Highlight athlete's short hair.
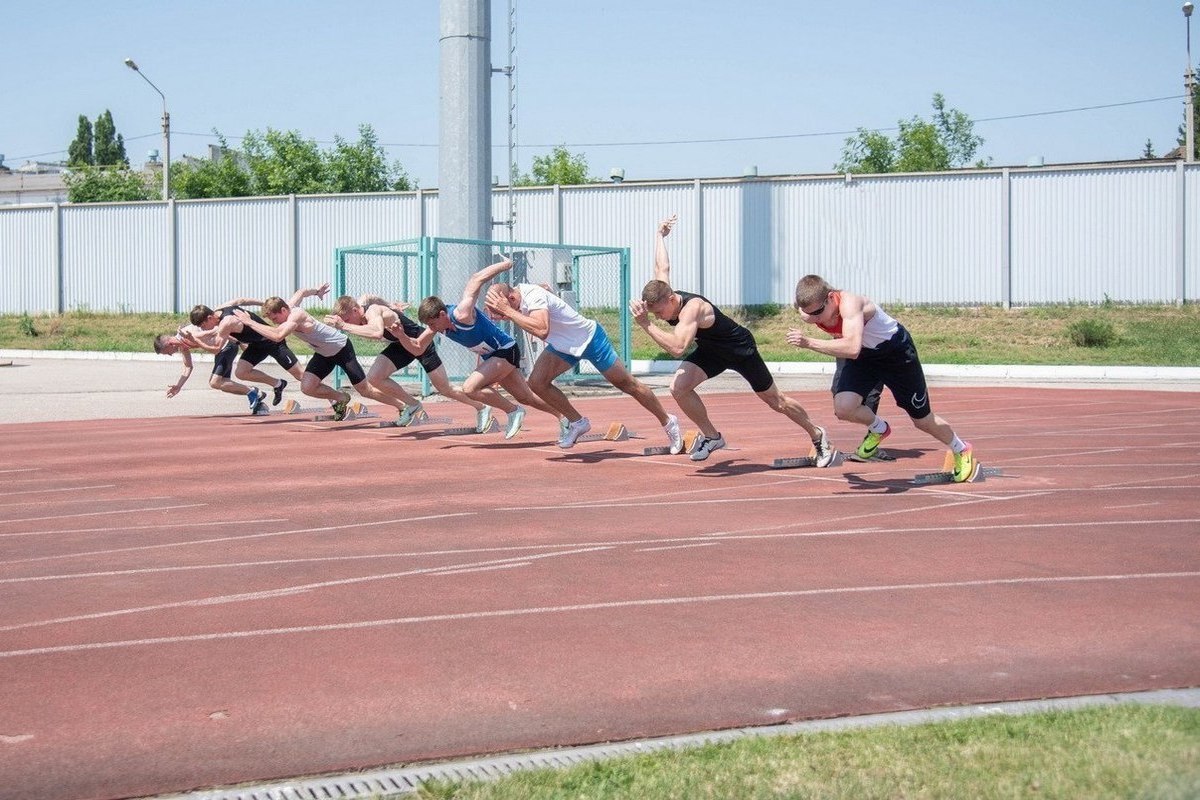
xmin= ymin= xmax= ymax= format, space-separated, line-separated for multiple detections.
xmin=417 ymin=296 xmax=447 ymax=324
xmin=641 ymin=279 xmax=673 ymax=304
xmin=261 ymin=297 xmax=289 ymax=317
xmin=794 ymin=275 xmax=834 ymax=310
xmin=189 ymin=305 xmax=215 ymax=326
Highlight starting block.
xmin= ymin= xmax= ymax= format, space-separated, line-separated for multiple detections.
xmin=642 ymin=429 xmax=702 ymax=456
xmin=770 ymin=450 xmax=844 ymax=470
xmin=911 ymin=450 xmax=1002 ymax=485
xmin=314 ymin=401 xmax=375 ymax=422
xmin=366 ymin=409 xmax=456 ymax=429
xmin=577 ymin=422 xmax=631 ymax=443
xmin=439 ymin=415 xmax=501 ymax=436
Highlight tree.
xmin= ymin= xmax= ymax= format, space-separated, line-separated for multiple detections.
xmin=170 ymin=136 xmax=253 ymax=199
xmin=1142 ymin=139 xmax=1156 ymax=159
xmin=92 ymin=110 xmax=128 ymax=167
xmin=64 ymin=167 xmax=154 ymax=202
xmin=172 ymin=124 xmax=411 ymax=199
xmin=325 ymin=124 xmax=412 ymax=193
xmin=836 ymin=93 xmax=987 ymax=174
xmin=67 ymin=116 xmax=94 ymax=167
xmin=516 ymin=146 xmax=592 ymax=185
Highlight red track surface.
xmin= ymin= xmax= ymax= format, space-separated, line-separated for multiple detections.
xmin=0 ymin=387 xmax=1197 ymax=800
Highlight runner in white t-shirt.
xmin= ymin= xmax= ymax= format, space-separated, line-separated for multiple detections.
xmin=483 ymin=267 xmax=684 ymax=453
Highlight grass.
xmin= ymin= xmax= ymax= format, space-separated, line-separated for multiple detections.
xmin=410 ymin=704 xmax=1200 ymax=800
xmin=2 ymin=304 xmax=1199 ymax=366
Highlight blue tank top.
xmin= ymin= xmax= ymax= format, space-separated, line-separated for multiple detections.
xmin=442 ymin=304 xmax=515 ymax=355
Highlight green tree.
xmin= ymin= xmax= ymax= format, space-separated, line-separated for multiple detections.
xmin=64 ymin=167 xmax=154 ymax=202
xmin=170 ymin=137 xmax=253 ymax=199
xmin=242 ymin=128 xmax=327 ymax=195
xmin=516 ymin=146 xmax=592 ymax=185
xmin=325 ymin=124 xmax=412 ymax=193
xmin=836 ymin=93 xmax=987 ymax=174
xmin=67 ymin=115 xmax=94 ymax=167
xmin=1142 ymin=139 xmax=1156 ymax=159
xmin=92 ymin=110 xmax=128 ymax=166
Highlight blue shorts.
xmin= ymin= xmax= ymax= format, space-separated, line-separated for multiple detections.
xmin=546 ymin=324 xmax=618 ymax=373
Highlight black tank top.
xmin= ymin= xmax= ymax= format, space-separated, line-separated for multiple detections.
xmin=382 ymin=312 xmax=425 ymax=342
xmin=219 ymin=306 xmax=268 ymax=345
xmin=668 ymin=291 xmax=757 ymax=357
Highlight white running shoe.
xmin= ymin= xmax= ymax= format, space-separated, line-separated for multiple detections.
xmin=689 ymin=433 xmax=726 ymax=462
xmin=664 ymin=414 xmax=684 ymax=455
xmin=503 ymin=406 xmax=524 ymax=439
xmin=476 ymin=406 xmax=495 ymax=434
xmin=812 ymin=425 xmax=836 ymax=467
xmin=557 ymin=417 xmax=592 ymax=448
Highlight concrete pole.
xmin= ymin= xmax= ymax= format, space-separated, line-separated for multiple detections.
xmin=439 ymin=0 xmax=492 ymax=241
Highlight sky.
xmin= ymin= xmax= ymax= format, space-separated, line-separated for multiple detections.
xmin=5 ymin=1 xmax=1196 ymax=187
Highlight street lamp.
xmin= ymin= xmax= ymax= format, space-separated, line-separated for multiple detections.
xmin=123 ymin=58 xmax=170 ymax=199
xmin=1186 ymin=2 xmax=1196 ymax=163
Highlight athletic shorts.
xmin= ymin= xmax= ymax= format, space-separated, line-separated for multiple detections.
xmin=240 ymin=340 xmax=299 ymax=371
xmin=686 ymin=345 xmax=774 ymax=394
xmin=545 ymin=325 xmax=618 ymax=373
xmin=482 ymin=344 xmax=521 ymax=369
xmin=305 ymin=341 xmax=367 ymax=385
xmin=832 ymin=358 xmax=883 ymax=414
xmin=211 ymin=342 xmax=241 ymax=378
xmin=379 ymin=341 xmax=443 ymax=374
xmin=832 ymin=326 xmax=932 ymax=420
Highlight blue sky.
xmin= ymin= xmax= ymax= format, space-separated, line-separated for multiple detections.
xmin=5 ymin=1 xmax=1195 ymax=187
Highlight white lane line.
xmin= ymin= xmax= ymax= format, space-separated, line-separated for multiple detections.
xmin=0 ymin=518 xmax=288 ymax=540
xmin=0 ymin=492 xmax=172 ymax=510
xmin=0 ymin=512 xmax=476 ymax=564
xmin=2 ymin=571 xmax=1195 ymax=660
xmin=0 ymin=469 xmax=40 ymax=475
xmin=1103 ymin=503 xmax=1160 ymax=510
xmin=0 ymin=546 xmax=613 ymax=632
xmin=0 ymin=484 xmax=115 ymax=496
xmin=635 ymin=543 xmax=719 ymax=553
xmin=1097 ymin=472 xmax=1200 ymax=490
xmin=0 ymin=504 xmax=207 ymax=525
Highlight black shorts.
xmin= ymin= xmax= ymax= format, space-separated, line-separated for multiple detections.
xmin=685 ymin=345 xmax=774 ymax=394
xmin=832 ymin=358 xmax=883 ymax=413
xmin=832 ymin=326 xmax=932 ymax=420
xmin=211 ymin=342 xmax=241 ymax=378
xmin=483 ymin=344 xmax=521 ymax=369
xmin=305 ymin=341 xmax=367 ymax=385
xmin=240 ymin=340 xmax=299 ymax=371
xmin=379 ymin=341 xmax=443 ymax=374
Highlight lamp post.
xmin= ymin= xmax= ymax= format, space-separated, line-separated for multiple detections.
xmin=123 ymin=58 xmax=170 ymax=199
xmin=1186 ymin=3 xmax=1195 ymax=163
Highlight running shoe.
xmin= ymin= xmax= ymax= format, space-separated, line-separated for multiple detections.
xmin=812 ymin=425 xmax=836 ymax=467
xmin=503 ymin=406 xmax=524 ymax=439
xmin=331 ymin=398 xmax=349 ymax=421
xmin=664 ymin=414 xmax=684 ymax=455
xmin=252 ymin=401 xmax=270 ymax=416
xmin=557 ymin=417 xmax=591 ymax=448
xmin=476 ymin=406 xmax=495 ymax=434
xmin=689 ymin=433 xmax=726 ymax=462
xmin=398 ymin=403 xmax=425 ymax=427
xmin=855 ymin=421 xmax=891 ymax=460
xmin=952 ymin=442 xmax=976 ymax=483
xmin=247 ymin=387 xmax=264 ymax=411
xmin=272 ymin=379 xmax=287 ymax=406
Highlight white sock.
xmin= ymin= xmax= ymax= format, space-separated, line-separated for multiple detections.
xmin=950 ymin=436 xmax=966 ymax=453
xmin=868 ymin=416 xmax=889 ymax=434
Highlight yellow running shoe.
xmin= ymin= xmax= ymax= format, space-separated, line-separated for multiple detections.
xmin=952 ymin=443 xmax=975 ymax=483
xmin=855 ymin=421 xmax=890 ymax=460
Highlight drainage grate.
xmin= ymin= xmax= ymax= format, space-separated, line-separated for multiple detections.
xmin=144 ymin=688 xmax=1200 ymax=800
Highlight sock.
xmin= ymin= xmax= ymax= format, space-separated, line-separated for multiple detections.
xmin=868 ymin=416 xmax=889 ymax=434
xmin=275 ymin=379 xmax=284 ymax=388
xmin=950 ymin=436 xmax=966 ymax=454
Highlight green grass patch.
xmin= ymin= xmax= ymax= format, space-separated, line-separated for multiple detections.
xmin=410 ymin=704 xmax=1200 ymax=799
xmin=2 ymin=304 xmax=1199 ymax=366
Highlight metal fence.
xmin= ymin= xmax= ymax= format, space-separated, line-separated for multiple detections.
xmin=1 ymin=161 xmax=1195 ymax=315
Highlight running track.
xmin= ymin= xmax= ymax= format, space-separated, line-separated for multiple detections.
xmin=0 ymin=387 xmax=1196 ymax=800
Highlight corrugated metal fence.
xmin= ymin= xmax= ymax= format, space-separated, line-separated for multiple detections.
xmin=1 ymin=161 xmax=1195 ymax=314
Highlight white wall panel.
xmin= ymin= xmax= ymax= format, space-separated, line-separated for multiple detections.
xmin=176 ymin=198 xmax=291 ymax=310
xmin=0 ymin=206 xmax=56 ymax=313
xmin=1010 ymin=166 xmax=1176 ymax=304
xmin=61 ymin=203 xmax=171 ymax=312
xmin=1 ymin=165 xmax=1195 ymax=314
